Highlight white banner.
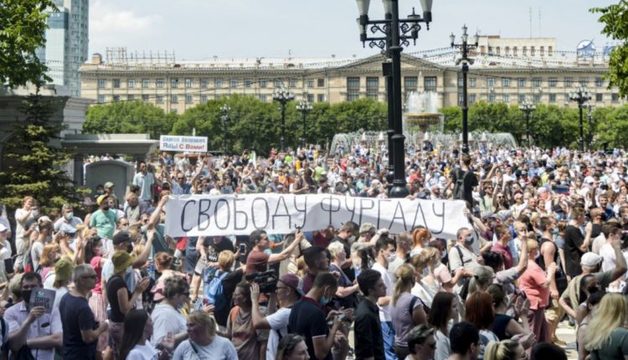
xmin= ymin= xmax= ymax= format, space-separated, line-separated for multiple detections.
xmin=159 ymin=135 xmax=207 ymax=152
xmin=165 ymin=194 xmax=471 ymax=240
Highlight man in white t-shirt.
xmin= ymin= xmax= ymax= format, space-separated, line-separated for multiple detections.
xmin=370 ymin=236 xmax=397 ymax=360
xmin=600 ymin=223 xmax=623 ymax=273
xmin=250 ymin=273 xmax=302 ymax=360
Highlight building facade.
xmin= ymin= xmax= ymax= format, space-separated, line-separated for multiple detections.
xmin=37 ymin=0 xmax=89 ymax=97
xmin=80 ymin=44 xmax=624 ymax=114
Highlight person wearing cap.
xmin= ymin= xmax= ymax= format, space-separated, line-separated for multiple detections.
xmin=5 ymin=272 xmax=62 ymax=360
xmin=89 ymin=194 xmax=117 ymax=240
xmin=106 ymin=250 xmax=151 ymax=355
xmin=250 ymin=273 xmax=302 ymax=360
xmin=103 ymin=181 xmax=119 ymax=209
xmin=559 ymin=243 xmax=627 ymax=321
xmin=405 ymin=324 xmax=437 ymax=360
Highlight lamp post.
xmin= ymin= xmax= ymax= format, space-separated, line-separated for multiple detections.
xmin=273 ymin=88 xmax=295 ymax=152
xmin=587 ymin=104 xmax=594 ymax=148
xmin=519 ymin=100 xmax=536 ymax=147
xmin=296 ymin=99 xmax=312 ymax=148
xmin=220 ymin=104 xmax=231 ymax=154
xmin=569 ymin=86 xmax=591 ymax=152
xmin=450 ymin=25 xmax=479 ymax=154
xmin=355 ymin=0 xmax=433 ymax=198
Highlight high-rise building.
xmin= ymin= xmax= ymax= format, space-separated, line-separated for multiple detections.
xmin=37 ymin=0 xmax=89 ymax=97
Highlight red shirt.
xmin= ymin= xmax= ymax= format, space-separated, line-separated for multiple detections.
xmin=245 ymin=248 xmax=269 ymax=275
xmin=491 ymin=242 xmax=514 ymax=269
xmin=519 ymin=260 xmax=550 ymax=310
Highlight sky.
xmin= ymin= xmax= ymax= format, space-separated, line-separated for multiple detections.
xmin=89 ymin=0 xmax=617 ymax=61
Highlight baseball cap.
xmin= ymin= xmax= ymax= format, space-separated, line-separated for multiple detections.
xmin=96 ymin=194 xmax=109 ymax=205
xmin=279 ymin=273 xmax=303 ymax=297
xmin=112 ymin=231 xmax=132 ymax=245
xmin=0 ymin=224 xmax=7 ymax=233
xmin=359 ymin=223 xmax=375 ymax=234
xmin=104 ymin=181 xmax=114 ymax=189
xmin=581 ymin=252 xmax=602 ymax=267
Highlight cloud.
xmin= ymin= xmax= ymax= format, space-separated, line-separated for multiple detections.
xmin=90 ymin=0 xmax=162 ymax=42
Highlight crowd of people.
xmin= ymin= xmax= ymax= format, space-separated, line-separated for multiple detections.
xmin=0 ymin=143 xmax=626 ymax=360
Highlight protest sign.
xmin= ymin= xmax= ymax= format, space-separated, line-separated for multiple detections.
xmin=159 ymin=135 xmax=208 ymax=152
xmin=28 ymin=288 xmax=56 ymax=314
xmin=165 ymin=194 xmax=471 ymax=240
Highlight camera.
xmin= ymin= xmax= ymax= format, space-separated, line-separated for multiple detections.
xmin=245 ymin=270 xmax=278 ymax=293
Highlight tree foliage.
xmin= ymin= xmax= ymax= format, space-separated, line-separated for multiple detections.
xmin=83 ymin=101 xmax=176 ymax=139
xmin=591 ymin=2 xmax=628 ymax=97
xmin=0 ymin=0 xmax=56 ymax=88
xmin=0 ymin=95 xmax=81 ymax=211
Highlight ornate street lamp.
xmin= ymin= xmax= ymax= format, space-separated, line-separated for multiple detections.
xmin=355 ymin=0 xmax=433 ymax=198
xmin=273 ymin=88 xmax=295 ymax=151
xmin=220 ymin=104 xmax=231 ymax=154
xmin=450 ymin=24 xmax=479 ymax=154
xmin=296 ymin=99 xmax=312 ymax=148
xmin=519 ymin=100 xmax=536 ymax=147
xmin=569 ymin=86 xmax=591 ymax=152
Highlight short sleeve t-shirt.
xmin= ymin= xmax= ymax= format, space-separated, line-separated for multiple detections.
xmin=288 ymin=297 xmax=331 ymax=360
xmin=106 ymin=275 xmax=130 ymax=322
xmin=245 ymin=249 xmax=269 ymax=275
xmin=172 ymin=337 xmax=238 ymax=360
xmin=151 ymin=303 xmax=187 ymax=346
xmin=127 ymin=343 xmax=158 ymax=360
xmin=265 ymin=307 xmax=291 ymax=360
xmin=59 ymin=292 xmax=99 ymax=360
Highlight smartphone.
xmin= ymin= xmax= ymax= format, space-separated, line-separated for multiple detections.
xmin=239 ymin=243 xmax=247 ymax=254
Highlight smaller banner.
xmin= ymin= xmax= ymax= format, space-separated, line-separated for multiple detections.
xmin=165 ymin=194 xmax=471 ymax=240
xmin=160 ymin=135 xmax=208 ymax=152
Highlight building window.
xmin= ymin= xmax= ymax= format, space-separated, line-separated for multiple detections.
xmin=548 ymin=46 xmax=553 ymax=56
xmin=216 ymin=79 xmax=225 ymax=88
xmin=595 ymin=77 xmax=603 ymax=87
xmin=522 ymin=47 xmax=527 ymax=56
xmin=156 ymin=79 xmax=165 ymax=88
xmin=533 ymin=94 xmax=541 ymax=103
xmin=185 ymin=78 xmax=193 ymax=88
xmin=112 ymin=79 xmax=120 ymax=88
xmin=317 ymin=94 xmax=325 ymax=102
xmin=540 ymin=46 xmax=545 ymax=57
xmin=307 ymin=94 xmax=315 ymax=103
xmin=185 ymin=94 xmax=193 ymax=104
xmin=579 ymin=78 xmax=589 ymax=87
xmin=171 ymin=95 xmax=178 ymax=103
xmin=171 ymin=79 xmax=178 ymax=88
xmin=424 ymin=76 xmax=437 ymax=92
xmin=230 ymin=79 xmax=238 ymax=88
xmin=127 ymin=79 xmax=136 ymax=88
xmin=200 ymin=95 xmax=208 ymax=103
xmin=156 ymin=95 xmax=164 ymax=104
xmin=502 ymin=94 xmax=510 ymax=103
xmin=142 ymin=95 xmax=149 ymax=102
xmin=488 ymin=93 xmax=496 ymax=103
xmin=596 ymin=93 xmax=603 ymax=102
xmin=273 ymin=79 xmax=282 ymax=88
xmin=404 ymin=76 xmax=418 ymax=93
xmin=531 ymin=78 xmax=542 ymax=88
xmin=564 ymin=77 xmax=573 ymax=88
xmin=97 ymin=95 xmax=105 ymax=103
xmin=530 ymin=46 xmax=536 ymax=56
xmin=469 ymin=94 xmax=476 ymax=103
xmin=97 ymin=79 xmax=106 ymax=89
xmin=549 ymin=94 xmax=556 ymax=103
xmin=488 ymin=46 xmax=493 ymax=55
xmin=612 ymin=93 xmax=619 ymax=102
xmin=259 ymin=94 xmax=268 ymax=102
xmin=289 ymin=79 xmax=297 ymax=88
xmin=307 ymin=79 xmax=315 ymax=88
xmin=259 ymin=79 xmax=267 ymax=88
xmin=366 ymin=77 xmax=379 ymax=99
xmin=113 ymin=95 xmax=120 ymax=102
xmin=470 ymin=77 xmax=477 ymax=88
xmin=518 ymin=94 xmax=526 ymax=103
xmin=513 ymin=47 xmax=518 ymax=56
xmin=127 ymin=95 xmax=135 ymax=101
xmin=502 ymin=78 xmax=511 ymax=88
xmin=244 ymin=79 xmax=253 ymax=88
xmin=487 ymin=77 xmax=495 ymax=88
xmin=496 ymin=47 xmax=501 ymax=56
xmin=142 ymin=79 xmax=149 ymax=88
xmin=517 ymin=78 xmax=526 ymax=88
xmin=317 ymin=78 xmax=325 ymax=87
xmin=505 ymin=46 xmax=510 ymax=56
xmin=346 ymin=77 xmax=360 ymax=101
xmin=548 ymin=78 xmax=558 ymax=87
xmin=200 ymin=78 xmax=209 ymax=89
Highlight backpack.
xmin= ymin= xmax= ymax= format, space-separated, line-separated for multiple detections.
xmin=204 ymin=270 xmax=228 ymax=313
xmin=448 ymin=245 xmax=471 ymax=300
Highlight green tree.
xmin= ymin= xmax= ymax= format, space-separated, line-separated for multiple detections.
xmin=83 ymin=101 xmax=176 ymax=139
xmin=0 ymin=0 xmax=56 ymax=88
xmin=0 ymin=95 xmax=81 ymax=211
xmin=592 ymin=2 xmax=628 ymax=97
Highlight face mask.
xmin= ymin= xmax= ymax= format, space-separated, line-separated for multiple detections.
xmin=386 ymin=254 xmax=397 ymax=264
xmin=21 ymin=289 xmax=33 ymax=303
xmin=464 ymin=235 xmax=474 ymax=245
xmin=64 ymin=212 xmax=73 ymax=220
xmin=320 ymin=295 xmax=332 ymax=306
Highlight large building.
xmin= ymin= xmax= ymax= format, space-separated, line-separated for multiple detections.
xmin=37 ymin=0 xmax=89 ymax=97
xmin=80 ymin=37 xmax=625 ymax=113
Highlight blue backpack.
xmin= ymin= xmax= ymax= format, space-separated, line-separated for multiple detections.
xmin=204 ymin=270 xmax=228 ymax=311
